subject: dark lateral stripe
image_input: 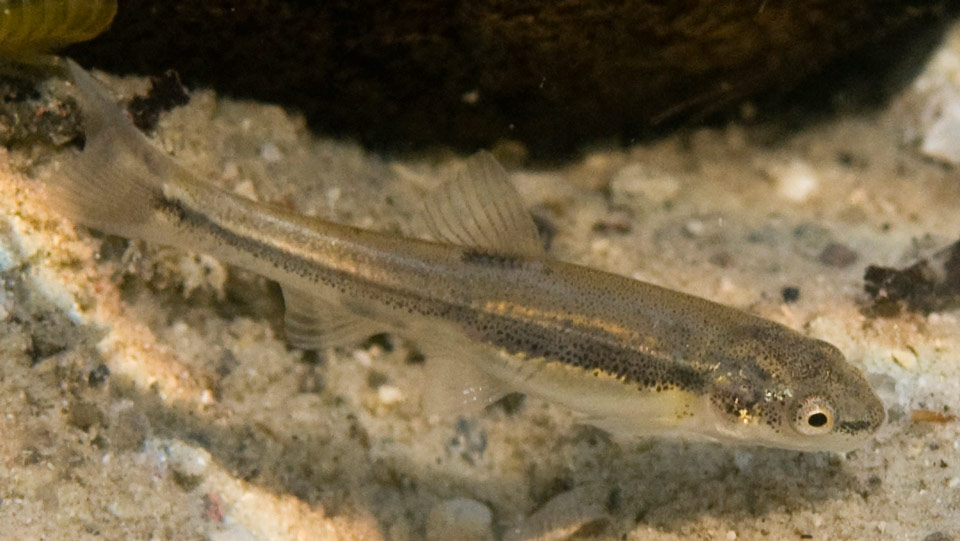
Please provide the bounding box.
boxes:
[154,194,701,393]
[155,194,382,286]
[460,308,707,392]
[461,249,523,269]
[154,195,186,222]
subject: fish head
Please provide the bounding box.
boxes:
[702,321,885,452]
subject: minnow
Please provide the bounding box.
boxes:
[45,60,884,452]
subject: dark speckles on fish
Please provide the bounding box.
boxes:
[43,59,885,452]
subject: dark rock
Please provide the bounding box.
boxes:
[781,286,801,303]
[0,74,83,148]
[87,363,110,387]
[864,240,960,315]
[127,70,190,132]
[68,0,954,158]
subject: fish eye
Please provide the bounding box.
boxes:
[794,396,835,435]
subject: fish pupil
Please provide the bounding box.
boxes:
[807,412,828,427]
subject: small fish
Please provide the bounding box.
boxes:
[45,60,884,452]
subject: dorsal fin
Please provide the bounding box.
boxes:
[421,151,544,256]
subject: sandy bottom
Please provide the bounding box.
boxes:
[0,31,959,541]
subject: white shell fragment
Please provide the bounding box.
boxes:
[770,159,819,203]
[426,498,494,541]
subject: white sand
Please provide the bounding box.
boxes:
[0,25,959,541]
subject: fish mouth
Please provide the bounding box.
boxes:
[702,408,878,453]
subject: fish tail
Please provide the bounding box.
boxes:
[46,59,178,240]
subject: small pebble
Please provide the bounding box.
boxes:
[377,385,405,405]
[709,252,732,268]
[166,440,211,478]
[610,164,680,206]
[426,498,494,541]
[203,492,225,522]
[326,187,342,211]
[233,179,259,201]
[890,348,918,370]
[590,238,612,256]
[733,450,753,472]
[87,364,111,387]
[683,218,706,237]
[367,370,388,389]
[505,485,609,541]
[781,286,800,304]
[772,159,819,203]
[209,523,258,541]
[353,349,373,367]
[0,241,16,273]
[260,141,283,162]
[222,161,239,180]
[683,214,725,239]
[921,100,960,164]
[818,243,858,268]
[592,210,633,234]
[68,401,103,431]
[922,532,954,541]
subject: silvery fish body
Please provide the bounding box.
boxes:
[45,60,885,452]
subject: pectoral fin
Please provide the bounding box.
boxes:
[281,286,383,350]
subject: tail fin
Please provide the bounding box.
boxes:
[45,59,178,238]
